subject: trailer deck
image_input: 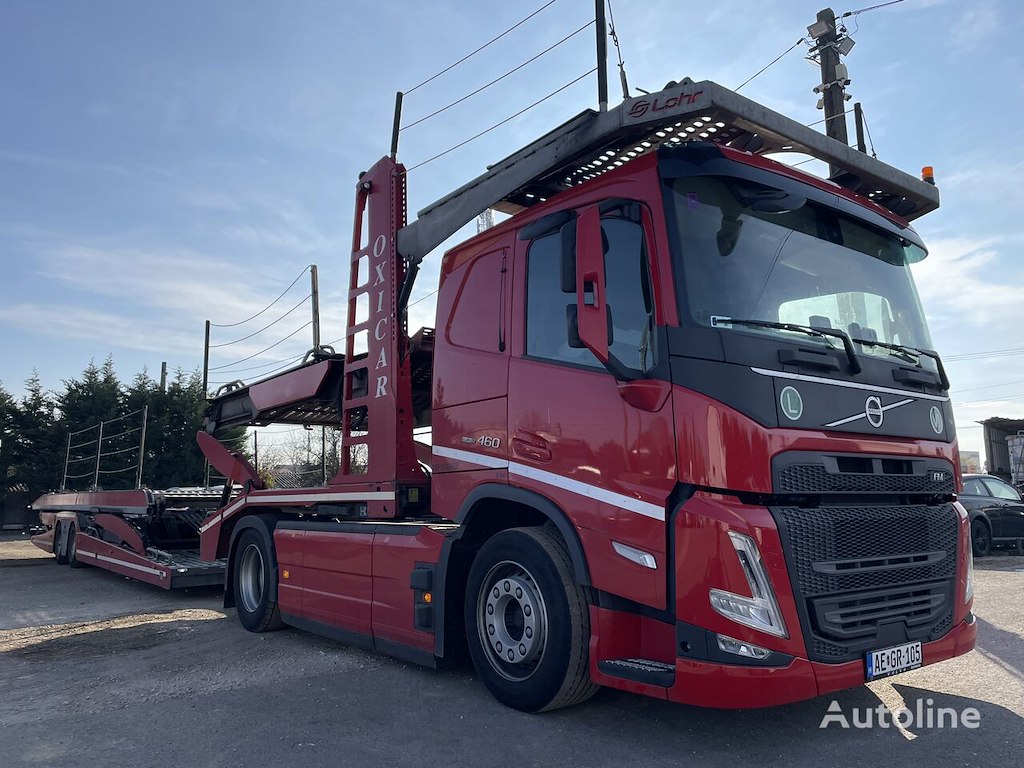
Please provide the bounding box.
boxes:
[32,488,228,590]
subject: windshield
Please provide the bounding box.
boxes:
[666,176,934,359]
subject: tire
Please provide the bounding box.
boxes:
[67,524,84,569]
[232,528,284,633]
[464,526,599,713]
[54,522,69,565]
[971,518,992,558]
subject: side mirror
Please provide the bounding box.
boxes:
[566,304,613,349]
[574,205,610,364]
[565,204,644,382]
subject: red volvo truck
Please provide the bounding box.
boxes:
[42,78,977,712]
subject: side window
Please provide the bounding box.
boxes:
[603,217,654,372]
[962,478,988,496]
[983,478,1022,501]
[525,232,597,367]
[525,211,654,372]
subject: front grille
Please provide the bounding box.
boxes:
[771,503,959,663]
[777,463,954,495]
[812,581,949,639]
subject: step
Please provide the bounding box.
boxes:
[597,658,675,687]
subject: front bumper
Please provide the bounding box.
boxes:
[664,613,976,709]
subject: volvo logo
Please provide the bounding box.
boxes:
[780,386,803,421]
[865,396,884,428]
[929,406,944,435]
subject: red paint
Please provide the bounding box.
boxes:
[197,431,263,489]
[248,360,332,411]
[92,514,146,555]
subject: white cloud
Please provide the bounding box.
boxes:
[952,1,999,50]
[0,303,199,357]
[911,236,1020,326]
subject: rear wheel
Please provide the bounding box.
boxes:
[971,518,992,558]
[232,528,284,632]
[54,522,69,565]
[465,526,598,712]
[67,524,83,568]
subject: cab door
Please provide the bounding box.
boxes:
[506,201,676,609]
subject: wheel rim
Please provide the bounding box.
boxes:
[238,543,265,614]
[972,521,990,552]
[477,560,548,682]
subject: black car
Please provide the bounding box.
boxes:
[959,473,1024,556]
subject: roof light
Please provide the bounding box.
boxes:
[922,166,935,185]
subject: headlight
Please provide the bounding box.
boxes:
[959,502,973,603]
[709,531,788,638]
[964,534,974,603]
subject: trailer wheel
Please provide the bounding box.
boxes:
[465,526,598,712]
[67,524,84,569]
[54,522,69,565]
[232,528,284,633]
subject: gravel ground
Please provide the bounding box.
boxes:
[1,533,1021,767]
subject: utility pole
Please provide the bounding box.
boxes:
[809,7,855,177]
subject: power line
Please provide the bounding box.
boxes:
[954,378,1024,395]
[406,68,597,173]
[209,321,313,372]
[404,0,559,95]
[407,290,438,310]
[606,0,630,99]
[860,105,878,157]
[841,0,905,19]
[946,347,1024,363]
[955,393,1024,407]
[209,294,311,348]
[735,37,807,92]
[209,266,310,329]
[401,20,595,132]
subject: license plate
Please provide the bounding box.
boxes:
[866,641,922,680]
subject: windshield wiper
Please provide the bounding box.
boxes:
[711,317,861,374]
[850,337,950,390]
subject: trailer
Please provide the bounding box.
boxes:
[32,488,228,589]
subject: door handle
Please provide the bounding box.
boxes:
[512,430,552,463]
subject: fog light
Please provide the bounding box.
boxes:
[717,633,772,660]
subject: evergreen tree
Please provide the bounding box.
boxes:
[0,381,16,487]
[9,372,63,495]
[6,359,248,495]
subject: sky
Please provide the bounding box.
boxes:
[1,0,1022,464]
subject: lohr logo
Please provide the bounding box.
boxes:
[865,396,884,428]
[628,89,704,119]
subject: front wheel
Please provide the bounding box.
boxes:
[465,527,598,712]
[971,518,992,558]
[232,528,284,633]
